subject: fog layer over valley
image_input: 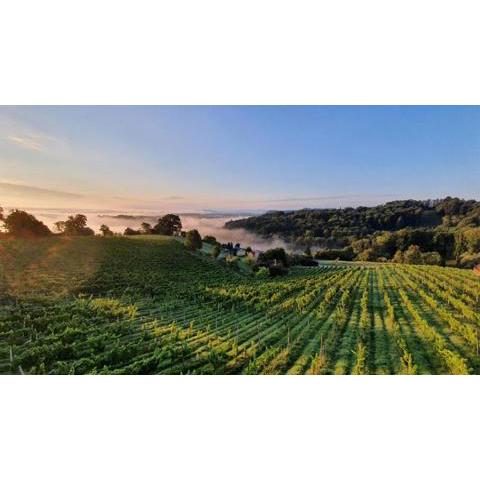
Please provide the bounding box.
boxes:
[179,215,290,251]
[21,208,288,251]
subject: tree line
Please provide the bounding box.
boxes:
[0,208,208,251]
[225,197,480,267]
[0,208,105,238]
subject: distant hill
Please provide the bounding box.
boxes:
[225,197,480,266]
[226,198,480,238]
[99,211,256,221]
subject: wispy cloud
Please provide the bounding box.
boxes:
[6,134,46,152]
[0,114,60,153]
[0,182,83,200]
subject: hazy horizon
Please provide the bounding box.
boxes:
[6,207,290,251]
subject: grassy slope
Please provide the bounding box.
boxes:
[0,235,479,374]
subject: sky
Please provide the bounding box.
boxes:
[1,105,479,213]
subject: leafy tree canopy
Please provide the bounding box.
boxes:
[153,214,182,236]
[185,229,202,251]
[258,248,288,266]
[2,209,51,237]
[55,214,94,236]
[226,198,480,266]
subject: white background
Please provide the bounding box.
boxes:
[1,1,480,479]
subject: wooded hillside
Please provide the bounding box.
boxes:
[225,197,480,266]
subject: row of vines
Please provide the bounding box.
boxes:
[0,236,479,374]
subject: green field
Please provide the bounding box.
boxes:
[1,235,479,374]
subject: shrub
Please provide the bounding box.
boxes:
[100,224,114,237]
[422,251,442,265]
[258,248,288,266]
[268,264,289,277]
[459,253,480,268]
[403,245,424,264]
[356,248,377,262]
[203,235,217,244]
[392,250,404,263]
[124,227,141,236]
[226,255,240,269]
[244,255,256,267]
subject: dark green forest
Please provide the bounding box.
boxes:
[225,198,480,267]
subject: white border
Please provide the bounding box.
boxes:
[1,376,479,480]
[1,1,480,104]
[1,1,480,479]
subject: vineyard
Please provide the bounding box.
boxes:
[0,235,479,374]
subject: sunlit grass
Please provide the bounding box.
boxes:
[0,236,106,300]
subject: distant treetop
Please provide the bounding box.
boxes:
[55,214,94,236]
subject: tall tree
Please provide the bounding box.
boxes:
[185,229,202,251]
[3,210,51,237]
[56,214,94,236]
[153,214,182,236]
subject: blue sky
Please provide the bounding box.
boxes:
[1,105,479,212]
